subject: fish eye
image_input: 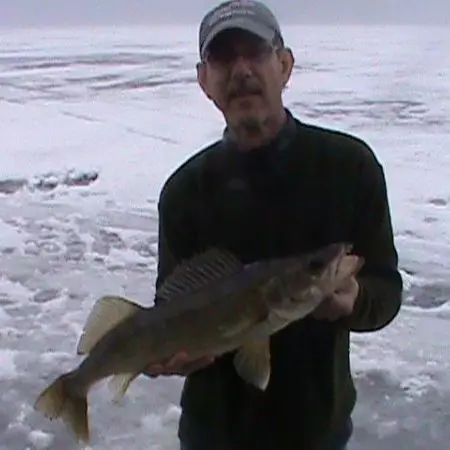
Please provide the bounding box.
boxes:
[308,256,325,272]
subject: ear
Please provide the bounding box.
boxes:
[279,47,294,89]
[196,62,213,100]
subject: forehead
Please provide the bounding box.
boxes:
[208,28,267,49]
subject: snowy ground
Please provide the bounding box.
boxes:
[0,24,449,450]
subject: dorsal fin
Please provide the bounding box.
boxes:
[155,247,243,302]
[76,295,144,355]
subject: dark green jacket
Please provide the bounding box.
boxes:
[154,110,403,450]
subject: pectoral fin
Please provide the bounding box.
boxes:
[109,372,139,403]
[233,338,271,391]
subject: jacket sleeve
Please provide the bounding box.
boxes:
[345,149,403,332]
[153,177,200,306]
[154,207,178,295]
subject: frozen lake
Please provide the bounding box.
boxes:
[0,24,449,449]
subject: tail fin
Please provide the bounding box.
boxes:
[34,372,90,444]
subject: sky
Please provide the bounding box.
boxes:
[0,0,449,27]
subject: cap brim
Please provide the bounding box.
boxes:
[201,18,275,59]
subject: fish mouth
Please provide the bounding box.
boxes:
[306,242,351,274]
[343,243,353,254]
[333,244,364,280]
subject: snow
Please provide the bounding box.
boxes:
[0,24,449,450]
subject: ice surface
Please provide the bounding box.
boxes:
[0,24,449,450]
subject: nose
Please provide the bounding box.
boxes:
[229,55,253,78]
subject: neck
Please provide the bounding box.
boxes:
[227,107,287,151]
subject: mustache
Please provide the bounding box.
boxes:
[227,78,263,100]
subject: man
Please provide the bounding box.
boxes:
[146,1,403,449]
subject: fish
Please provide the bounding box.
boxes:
[34,242,363,444]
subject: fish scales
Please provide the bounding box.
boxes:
[33,243,363,444]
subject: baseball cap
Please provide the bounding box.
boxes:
[198,0,284,60]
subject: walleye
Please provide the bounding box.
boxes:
[34,243,363,444]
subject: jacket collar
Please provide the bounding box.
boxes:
[221,108,297,155]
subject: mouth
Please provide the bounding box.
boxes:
[228,89,263,102]
[229,95,260,104]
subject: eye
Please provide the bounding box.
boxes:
[308,256,325,272]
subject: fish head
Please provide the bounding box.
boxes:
[262,242,363,322]
[312,242,364,294]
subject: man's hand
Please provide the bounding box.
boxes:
[143,351,215,378]
[312,277,360,321]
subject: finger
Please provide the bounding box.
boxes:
[335,277,357,295]
[146,372,160,379]
[182,356,213,373]
[333,295,354,316]
[166,351,190,368]
[180,356,215,375]
[145,352,188,376]
[143,363,164,378]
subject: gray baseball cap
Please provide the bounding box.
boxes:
[198,0,283,60]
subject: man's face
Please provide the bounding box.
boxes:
[197,28,294,130]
